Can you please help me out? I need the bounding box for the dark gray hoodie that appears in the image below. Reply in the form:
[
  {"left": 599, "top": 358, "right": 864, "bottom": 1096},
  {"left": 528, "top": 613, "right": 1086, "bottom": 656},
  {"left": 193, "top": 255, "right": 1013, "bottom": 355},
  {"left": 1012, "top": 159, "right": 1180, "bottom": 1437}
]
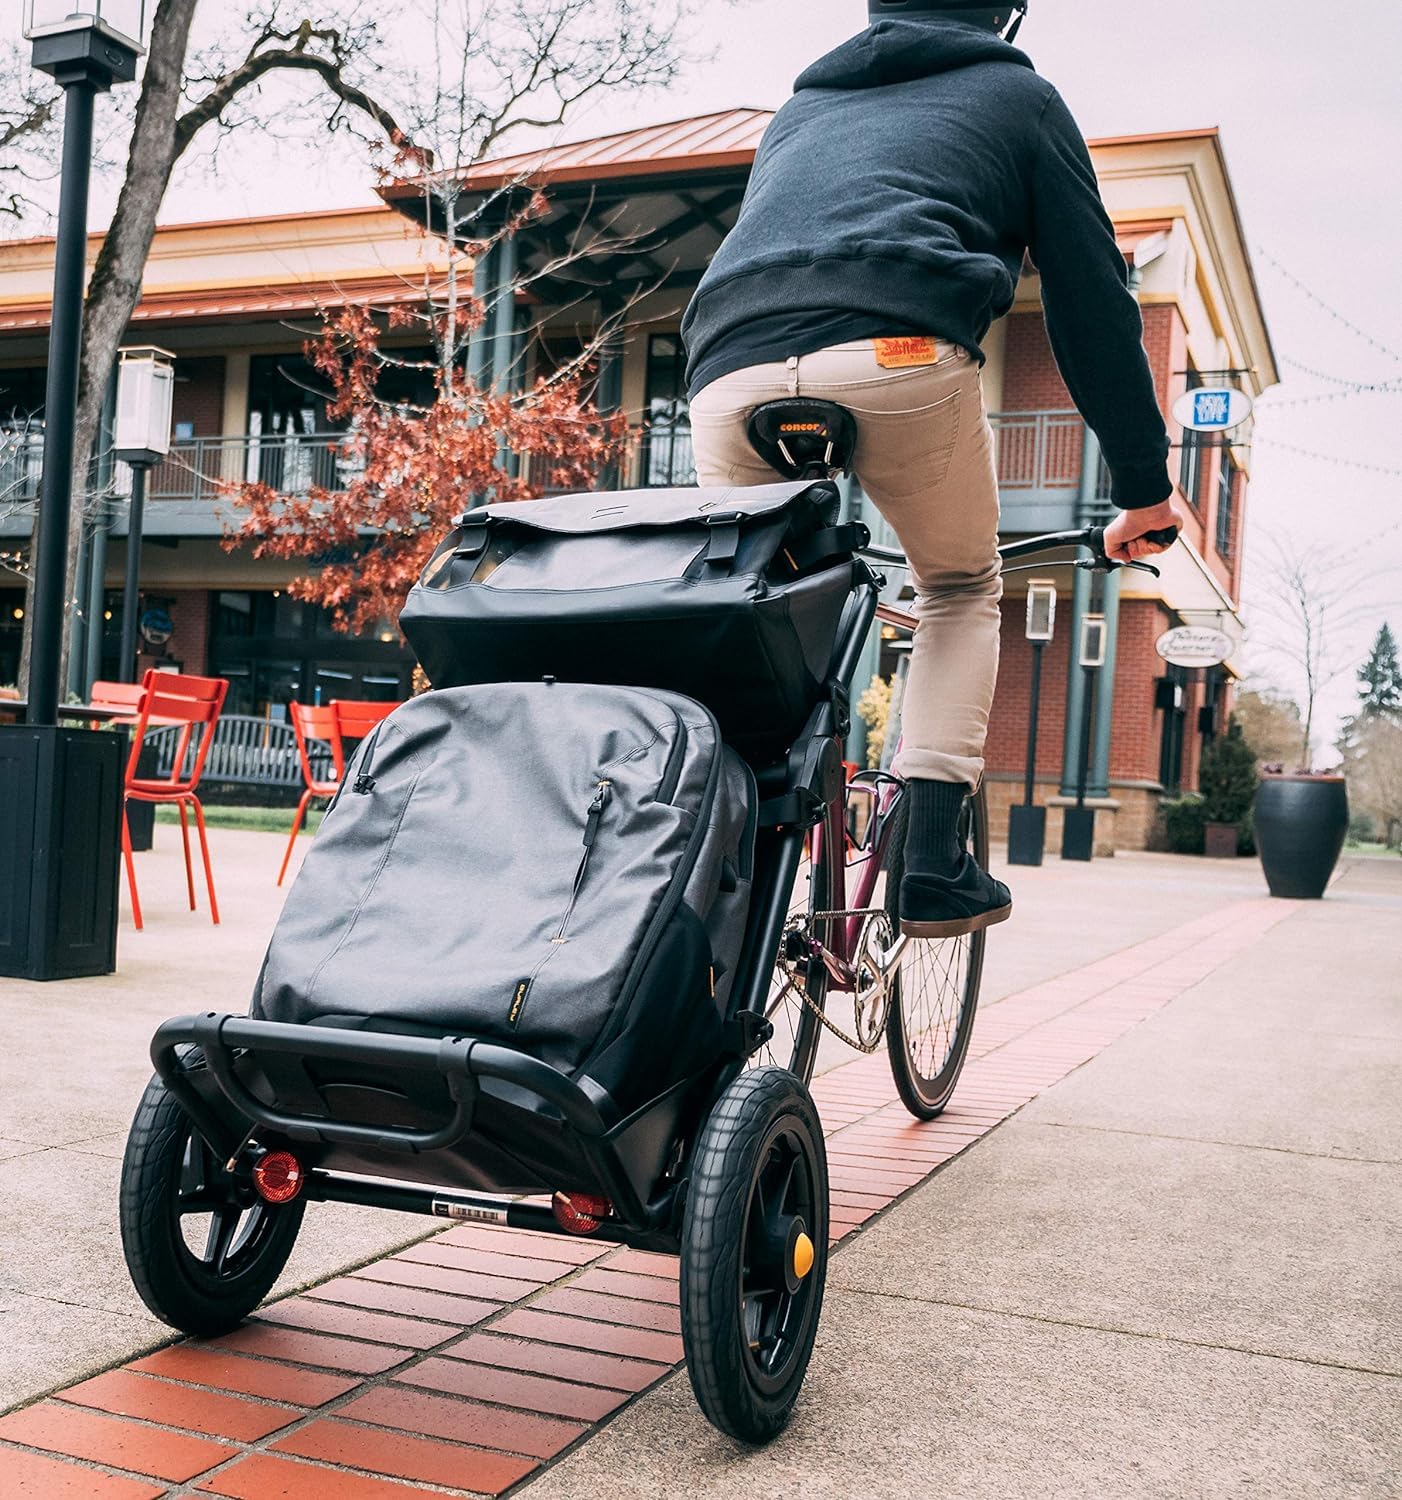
[{"left": 681, "top": 20, "right": 1172, "bottom": 508}]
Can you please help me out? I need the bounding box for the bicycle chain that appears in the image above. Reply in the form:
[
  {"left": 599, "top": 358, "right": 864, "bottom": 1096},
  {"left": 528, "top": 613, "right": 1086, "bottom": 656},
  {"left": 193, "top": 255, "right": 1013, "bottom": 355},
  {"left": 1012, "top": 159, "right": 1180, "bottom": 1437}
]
[{"left": 781, "top": 907, "right": 900, "bottom": 1054}]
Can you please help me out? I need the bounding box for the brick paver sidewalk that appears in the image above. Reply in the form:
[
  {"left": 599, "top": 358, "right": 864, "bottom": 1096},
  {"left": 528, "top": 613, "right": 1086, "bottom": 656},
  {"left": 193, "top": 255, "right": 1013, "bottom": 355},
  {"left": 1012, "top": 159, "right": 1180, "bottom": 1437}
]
[{"left": 0, "top": 896, "right": 1291, "bottom": 1498}]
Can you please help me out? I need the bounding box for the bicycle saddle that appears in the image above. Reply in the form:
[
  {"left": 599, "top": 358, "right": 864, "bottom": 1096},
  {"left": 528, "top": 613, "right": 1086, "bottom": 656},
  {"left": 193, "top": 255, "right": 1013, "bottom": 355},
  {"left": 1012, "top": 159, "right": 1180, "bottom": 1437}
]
[{"left": 747, "top": 399, "right": 858, "bottom": 480}]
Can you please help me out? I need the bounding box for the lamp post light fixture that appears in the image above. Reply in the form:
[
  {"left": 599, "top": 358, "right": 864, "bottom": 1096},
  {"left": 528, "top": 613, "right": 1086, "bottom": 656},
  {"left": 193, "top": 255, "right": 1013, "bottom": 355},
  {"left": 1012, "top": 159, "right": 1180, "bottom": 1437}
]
[
  {"left": 114, "top": 345, "right": 174, "bottom": 682},
  {"left": 1008, "top": 580, "right": 1057, "bottom": 867},
  {"left": 1062, "top": 612, "right": 1107, "bottom": 863},
  {"left": 0, "top": 4, "right": 146, "bottom": 982}
]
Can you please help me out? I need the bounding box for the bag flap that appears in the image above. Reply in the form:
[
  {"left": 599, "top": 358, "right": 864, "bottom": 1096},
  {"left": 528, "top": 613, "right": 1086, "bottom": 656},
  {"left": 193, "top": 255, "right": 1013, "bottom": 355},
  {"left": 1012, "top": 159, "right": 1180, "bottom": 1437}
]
[{"left": 454, "top": 480, "right": 837, "bottom": 538}]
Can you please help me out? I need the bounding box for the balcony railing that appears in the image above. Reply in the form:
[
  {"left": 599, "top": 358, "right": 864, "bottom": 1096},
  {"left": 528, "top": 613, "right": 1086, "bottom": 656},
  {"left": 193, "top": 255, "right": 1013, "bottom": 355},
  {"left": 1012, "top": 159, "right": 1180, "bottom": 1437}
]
[
  {"left": 0, "top": 429, "right": 361, "bottom": 508},
  {"left": 1, "top": 411, "right": 1105, "bottom": 515}
]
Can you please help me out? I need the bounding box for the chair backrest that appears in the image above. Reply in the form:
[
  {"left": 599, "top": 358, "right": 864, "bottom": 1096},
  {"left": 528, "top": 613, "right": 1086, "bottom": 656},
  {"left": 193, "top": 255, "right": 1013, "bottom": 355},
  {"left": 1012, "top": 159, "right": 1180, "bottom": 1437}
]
[
  {"left": 126, "top": 670, "right": 229, "bottom": 791},
  {"left": 289, "top": 701, "right": 346, "bottom": 788},
  {"left": 330, "top": 698, "right": 400, "bottom": 741}
]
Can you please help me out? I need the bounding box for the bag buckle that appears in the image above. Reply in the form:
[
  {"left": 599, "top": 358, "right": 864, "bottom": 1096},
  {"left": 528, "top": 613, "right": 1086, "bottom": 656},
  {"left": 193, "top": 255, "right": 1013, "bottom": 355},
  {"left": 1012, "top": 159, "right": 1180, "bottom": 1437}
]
[
  {"left": 451, "top": 510, "right": 492, "bottom": 560},
  {"left": 702, "top": 512, "right": 743, "bottom": 567}
]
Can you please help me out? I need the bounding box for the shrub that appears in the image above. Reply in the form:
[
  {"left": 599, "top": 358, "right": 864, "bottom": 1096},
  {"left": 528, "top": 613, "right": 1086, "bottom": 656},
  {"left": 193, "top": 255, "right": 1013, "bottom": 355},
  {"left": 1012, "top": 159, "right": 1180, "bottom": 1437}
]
[
  {"left": 1199, "top": 720, "right": 1260, "bottom": 826},
  {"left": 1160, "top": 795, "right": 1207, "bottom": 854}
]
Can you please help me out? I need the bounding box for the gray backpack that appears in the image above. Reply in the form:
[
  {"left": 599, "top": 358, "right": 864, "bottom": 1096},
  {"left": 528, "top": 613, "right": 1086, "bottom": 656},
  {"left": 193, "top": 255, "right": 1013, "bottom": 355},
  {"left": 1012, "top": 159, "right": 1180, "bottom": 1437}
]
[{"left": 254, "top": 681, "right": 756, "bottom": 1114}]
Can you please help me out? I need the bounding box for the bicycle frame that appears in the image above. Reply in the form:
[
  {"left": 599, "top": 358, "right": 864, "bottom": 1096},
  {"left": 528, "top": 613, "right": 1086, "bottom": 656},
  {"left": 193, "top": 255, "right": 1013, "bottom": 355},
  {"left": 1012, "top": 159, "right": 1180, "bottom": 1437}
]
[{"left": 800, "top": 523, "right": 1122, "bottom": 992}]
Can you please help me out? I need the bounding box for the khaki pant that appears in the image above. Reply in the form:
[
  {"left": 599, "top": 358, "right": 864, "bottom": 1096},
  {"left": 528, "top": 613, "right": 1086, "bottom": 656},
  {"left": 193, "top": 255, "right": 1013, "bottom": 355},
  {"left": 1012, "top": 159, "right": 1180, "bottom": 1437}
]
[{"left": 689, "top": 341, "right": 1002, "bottom": 788}]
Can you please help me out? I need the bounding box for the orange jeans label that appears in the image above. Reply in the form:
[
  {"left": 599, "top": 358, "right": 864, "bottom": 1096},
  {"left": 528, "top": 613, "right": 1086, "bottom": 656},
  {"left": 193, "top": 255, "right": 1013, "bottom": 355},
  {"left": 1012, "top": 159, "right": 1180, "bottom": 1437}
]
[{"left": 873, "top": 336, "right": 941, "bottom": 369}]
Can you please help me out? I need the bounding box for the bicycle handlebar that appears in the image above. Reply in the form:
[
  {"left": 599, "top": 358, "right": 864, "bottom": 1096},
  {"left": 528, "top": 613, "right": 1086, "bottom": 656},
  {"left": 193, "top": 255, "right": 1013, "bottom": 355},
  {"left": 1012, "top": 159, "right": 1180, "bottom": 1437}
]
[{"left": 864, "top": 523, "right": 1180, "bottom": 576}]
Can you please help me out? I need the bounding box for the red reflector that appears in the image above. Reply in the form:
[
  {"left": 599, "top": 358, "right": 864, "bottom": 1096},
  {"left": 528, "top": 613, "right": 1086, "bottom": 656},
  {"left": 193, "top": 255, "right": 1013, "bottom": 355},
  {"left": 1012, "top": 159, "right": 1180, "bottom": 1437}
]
[
  {"left": 252, "top": 1150, "right": 304, "bottom": 1204},
  {"left": 551, "top": 1191, "right": 612, "bottom": 1236}
]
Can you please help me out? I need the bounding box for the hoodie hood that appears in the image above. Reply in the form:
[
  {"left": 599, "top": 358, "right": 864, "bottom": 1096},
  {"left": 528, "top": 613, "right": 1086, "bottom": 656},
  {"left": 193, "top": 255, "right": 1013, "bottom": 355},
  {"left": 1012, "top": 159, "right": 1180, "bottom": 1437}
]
[{"left": 795, "top": 18, "right": 1034, "bottom": 92}]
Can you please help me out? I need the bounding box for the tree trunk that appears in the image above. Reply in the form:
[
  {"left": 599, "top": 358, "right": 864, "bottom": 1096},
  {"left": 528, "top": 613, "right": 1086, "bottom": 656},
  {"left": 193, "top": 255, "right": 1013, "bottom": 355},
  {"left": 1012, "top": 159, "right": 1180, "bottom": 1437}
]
[{"left": 18, "top": 0, "right": 198, "bottom": 696}]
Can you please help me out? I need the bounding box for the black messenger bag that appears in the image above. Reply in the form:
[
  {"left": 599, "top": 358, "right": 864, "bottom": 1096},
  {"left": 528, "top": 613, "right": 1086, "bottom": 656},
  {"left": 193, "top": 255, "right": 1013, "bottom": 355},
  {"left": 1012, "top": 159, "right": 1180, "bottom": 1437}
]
[{"left": 399, "top": 480, "right": 871, "bottom": 757}]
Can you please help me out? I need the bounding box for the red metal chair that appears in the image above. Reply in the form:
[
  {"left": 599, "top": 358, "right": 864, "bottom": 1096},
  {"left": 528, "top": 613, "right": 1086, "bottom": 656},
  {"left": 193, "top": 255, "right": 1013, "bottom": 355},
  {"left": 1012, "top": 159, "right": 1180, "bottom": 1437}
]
[
  {"left": 277, "top": 699, "right": 400, "bottom": 886},
  {"left": 329, "top": 698, "right": 399, "bottom": 742},
  {"left": 277, "top": 703, "right": 346, "bottom": 887},
  {"left": 89, "top": 681, "right": 148, "bottom": 723},
  {"left": 121, "top": 670, "right": 229, "bottom": 931}
]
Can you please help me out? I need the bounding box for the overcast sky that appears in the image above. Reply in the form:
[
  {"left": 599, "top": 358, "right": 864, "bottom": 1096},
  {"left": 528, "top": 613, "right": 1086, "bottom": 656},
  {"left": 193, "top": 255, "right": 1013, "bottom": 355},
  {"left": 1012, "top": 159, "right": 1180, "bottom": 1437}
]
[{"left": 36, "top": 0, "right": 1402, "bottom": 752}]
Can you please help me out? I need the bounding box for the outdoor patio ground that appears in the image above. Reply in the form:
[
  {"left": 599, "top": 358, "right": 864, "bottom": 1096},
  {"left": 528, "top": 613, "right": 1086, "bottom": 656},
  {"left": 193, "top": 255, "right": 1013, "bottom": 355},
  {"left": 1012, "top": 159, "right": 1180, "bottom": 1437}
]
[{"left": 1, "top": 828, "right": 1398, "bottom": 1495}]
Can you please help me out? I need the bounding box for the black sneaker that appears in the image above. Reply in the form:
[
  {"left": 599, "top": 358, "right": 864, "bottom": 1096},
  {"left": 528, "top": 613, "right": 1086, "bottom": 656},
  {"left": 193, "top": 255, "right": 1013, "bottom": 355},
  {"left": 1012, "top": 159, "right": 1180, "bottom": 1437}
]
[{"left": 900, "top": 851, "right": 1012, "bottom": 939}]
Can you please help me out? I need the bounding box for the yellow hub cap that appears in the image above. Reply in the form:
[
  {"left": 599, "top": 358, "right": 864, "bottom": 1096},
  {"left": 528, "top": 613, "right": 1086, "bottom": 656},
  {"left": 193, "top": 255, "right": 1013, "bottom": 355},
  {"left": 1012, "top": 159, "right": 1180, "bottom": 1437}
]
[{"left": 792, "top": 1231, "right": 815, "bottom": 1280}]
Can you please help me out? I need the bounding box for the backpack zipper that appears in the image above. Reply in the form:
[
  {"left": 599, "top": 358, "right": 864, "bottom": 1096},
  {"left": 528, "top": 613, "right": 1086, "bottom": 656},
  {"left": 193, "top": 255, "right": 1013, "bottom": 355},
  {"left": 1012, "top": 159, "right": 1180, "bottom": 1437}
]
[
  {"left": 585, "top": 700, "right": 726, "bottom": 1065},
  {"left": 553, "top": 780, "right": 612, "bottom": 942},
  {"left": 352, "top": 722, "right": 389, "bottom": 795}
]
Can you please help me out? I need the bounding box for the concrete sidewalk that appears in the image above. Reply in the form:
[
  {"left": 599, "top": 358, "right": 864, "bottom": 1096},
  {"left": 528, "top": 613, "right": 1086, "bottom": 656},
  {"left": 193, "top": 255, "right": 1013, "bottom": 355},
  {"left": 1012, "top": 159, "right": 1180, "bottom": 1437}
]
[
  {"left": 0, "top": 827, "right": 1266, "bottom": 1412},
  {"left": 1, "top": 833, "right": 1397, "bottom": 1496},
  {"left": 522, "top": 856, "right": 1402, "bottom": 1500}
]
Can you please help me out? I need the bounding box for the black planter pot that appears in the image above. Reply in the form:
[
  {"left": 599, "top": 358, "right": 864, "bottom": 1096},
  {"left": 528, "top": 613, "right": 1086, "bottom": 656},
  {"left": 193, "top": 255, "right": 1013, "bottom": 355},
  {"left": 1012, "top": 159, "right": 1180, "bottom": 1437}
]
[{"left": 1254, "top": 775, "right": 1348, "bottom": 900}]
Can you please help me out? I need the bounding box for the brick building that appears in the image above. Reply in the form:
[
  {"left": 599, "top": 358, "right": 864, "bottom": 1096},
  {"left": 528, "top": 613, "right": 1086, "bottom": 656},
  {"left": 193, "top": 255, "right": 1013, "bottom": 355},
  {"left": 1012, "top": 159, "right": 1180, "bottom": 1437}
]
[{"left": 0, "top": 111, "right": 1274, "bottom": 844}]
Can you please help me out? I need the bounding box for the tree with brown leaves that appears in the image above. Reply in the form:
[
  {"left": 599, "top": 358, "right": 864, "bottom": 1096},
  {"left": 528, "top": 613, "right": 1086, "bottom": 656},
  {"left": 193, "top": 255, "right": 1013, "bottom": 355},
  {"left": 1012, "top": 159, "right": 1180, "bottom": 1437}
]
[{"left": 224, "top": 298, "right": 628, "bottom": 634}]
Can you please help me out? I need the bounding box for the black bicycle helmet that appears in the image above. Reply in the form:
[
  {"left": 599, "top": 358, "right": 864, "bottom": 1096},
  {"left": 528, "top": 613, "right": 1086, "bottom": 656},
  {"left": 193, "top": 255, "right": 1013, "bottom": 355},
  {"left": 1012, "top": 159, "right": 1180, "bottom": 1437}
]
[{"left": 868, "top": 0, "right": 1028, "bottom": 41}]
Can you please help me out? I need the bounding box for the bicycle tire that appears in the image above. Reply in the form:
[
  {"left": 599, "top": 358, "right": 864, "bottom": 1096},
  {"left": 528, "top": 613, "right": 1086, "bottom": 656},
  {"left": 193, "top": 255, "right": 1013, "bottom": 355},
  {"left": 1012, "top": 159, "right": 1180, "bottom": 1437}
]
[
  {"left": 751, "top": 828, "right": 834, "bottom": 1087},
  {"left": 881, "top": 785, "right": 988, "bottom": 1118}
]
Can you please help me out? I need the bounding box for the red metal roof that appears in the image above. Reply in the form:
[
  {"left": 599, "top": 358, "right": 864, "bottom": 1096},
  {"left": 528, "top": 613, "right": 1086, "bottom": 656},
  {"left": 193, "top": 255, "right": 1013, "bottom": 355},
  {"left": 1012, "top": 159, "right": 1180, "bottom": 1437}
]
[
  {"left": 386, "top": 108, "right": 774, "bottom": 197},
  {"left": 386, "top": 110, "right": 1219, "bottom": 198}
]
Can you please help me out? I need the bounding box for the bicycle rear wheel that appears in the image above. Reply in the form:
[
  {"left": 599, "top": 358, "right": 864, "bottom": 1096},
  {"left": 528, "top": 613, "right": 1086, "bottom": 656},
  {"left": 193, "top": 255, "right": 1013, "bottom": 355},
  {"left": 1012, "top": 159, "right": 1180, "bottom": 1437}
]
[
  {"left": 882, "top": 785, "right": 988, "bottom": 1119},
  {"left": 752, "top": 834, "right": 833, "bottom": 1087}
]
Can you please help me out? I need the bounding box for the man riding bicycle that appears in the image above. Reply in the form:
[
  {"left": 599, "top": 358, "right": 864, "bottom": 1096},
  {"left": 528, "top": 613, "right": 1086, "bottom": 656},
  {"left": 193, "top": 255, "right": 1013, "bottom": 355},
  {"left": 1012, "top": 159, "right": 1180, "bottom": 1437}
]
[{"left": 683, "top": 0, "right": 1184, "bottom": 939}]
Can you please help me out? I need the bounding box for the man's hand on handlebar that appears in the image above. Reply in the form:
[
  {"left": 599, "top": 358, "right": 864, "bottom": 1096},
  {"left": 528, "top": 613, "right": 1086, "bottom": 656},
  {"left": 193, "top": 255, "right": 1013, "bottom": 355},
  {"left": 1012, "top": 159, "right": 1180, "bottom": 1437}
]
[{"left": 1102, "top": 499, "right": 1185, "bottom": 565}]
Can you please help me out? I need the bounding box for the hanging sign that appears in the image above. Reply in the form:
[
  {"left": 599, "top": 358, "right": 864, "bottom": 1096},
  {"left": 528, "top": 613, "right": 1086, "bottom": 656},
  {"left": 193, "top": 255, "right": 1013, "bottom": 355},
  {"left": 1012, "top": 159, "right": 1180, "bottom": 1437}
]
[
  {"left": 1155, "top": 625, "right": 1233, "bottom": 668},
  {"left": 1172, "top": 386, "right": 1254, "bottom": 433},
  {"left": 139, "top": 607, "right": 174, "bottom": 647}
]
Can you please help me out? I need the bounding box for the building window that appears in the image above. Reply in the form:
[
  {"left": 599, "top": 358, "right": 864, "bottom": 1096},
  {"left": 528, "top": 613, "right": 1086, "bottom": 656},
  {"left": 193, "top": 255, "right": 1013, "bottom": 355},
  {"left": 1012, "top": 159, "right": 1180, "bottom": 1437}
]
[
  {"left": 1177, "top": 368, "right": 1210, "bottom": 513},
  {"left": 641, "top": 334, "right": 694, "bottom": 487},
  {"left": 1215, "top": 451, "right": 1237, "bottom": 558},
  {"left": 1157, "top": 664, "right": 1190, "bottom": 793},
  {"left": 208, "top": 589, "right": 413, "bottom": 718}
]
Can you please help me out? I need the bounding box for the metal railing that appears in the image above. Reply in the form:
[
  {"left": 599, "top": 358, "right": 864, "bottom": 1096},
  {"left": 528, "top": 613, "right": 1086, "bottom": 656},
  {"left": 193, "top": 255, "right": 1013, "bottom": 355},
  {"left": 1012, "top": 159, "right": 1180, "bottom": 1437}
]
[
  {"left": 0, "top": 430, "right": 362, "bottom": 507},
  {"left": 2, "top": 411, "right": 1106, "bottom": 508},
  {"left": 146, "top": 714, "right": 333, "bottom": 789}
]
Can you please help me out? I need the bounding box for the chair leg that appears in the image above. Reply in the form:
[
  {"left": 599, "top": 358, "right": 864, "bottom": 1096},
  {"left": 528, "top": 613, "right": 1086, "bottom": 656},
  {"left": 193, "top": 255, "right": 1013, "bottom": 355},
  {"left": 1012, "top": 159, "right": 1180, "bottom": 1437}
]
[
  {"left": 177, "top": 800, "right": 196, "bottom": 911},
  {"left": 121, "top": 805, "right": 143, "bottom": 932},
  {"left": 278, "top": 789, "right": 314, "bottom": 886},
  {"left": 191, "top": 796, "right": 220, "bottom": 926}
]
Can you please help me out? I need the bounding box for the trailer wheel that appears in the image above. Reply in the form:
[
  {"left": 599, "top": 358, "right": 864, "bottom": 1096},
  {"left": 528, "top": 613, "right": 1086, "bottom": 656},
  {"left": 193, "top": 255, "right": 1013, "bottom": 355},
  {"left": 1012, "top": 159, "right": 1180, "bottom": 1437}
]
[
  {"left": 680, "top": 1066, "right": 828, "bottom": 1444},
  {"left": 120, "top": 1063, "right": 304, "bottom": 1336}
]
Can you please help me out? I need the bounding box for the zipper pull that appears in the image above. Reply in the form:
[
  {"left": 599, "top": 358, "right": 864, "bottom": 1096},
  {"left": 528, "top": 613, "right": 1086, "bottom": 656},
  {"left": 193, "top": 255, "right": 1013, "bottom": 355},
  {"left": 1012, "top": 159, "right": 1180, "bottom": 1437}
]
[
  {"left": 352, "top": 724, "right": 386, "bottom": 794},
  {"left": 582, "top": 780, "right": 612, "bottom": 848},
  {"left": 555, "top": 782, "right": 613, "bottom": 942}
]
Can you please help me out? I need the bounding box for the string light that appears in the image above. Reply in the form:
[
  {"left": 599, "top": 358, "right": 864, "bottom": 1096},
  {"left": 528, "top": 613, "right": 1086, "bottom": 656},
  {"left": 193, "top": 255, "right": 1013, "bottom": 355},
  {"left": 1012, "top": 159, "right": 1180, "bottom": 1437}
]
[
  {"left": 1259, "top": 376, "right": 1402, "bottom": 408},
  {"left": 1257, "top": 247, "right": 1402, "bottom": 367},
  {"left": 1279, "top": 354, "right": 1396, "bottom": 387},
  {"left": 1255, "top": 435, "right": 1402, "bottom": 479}
]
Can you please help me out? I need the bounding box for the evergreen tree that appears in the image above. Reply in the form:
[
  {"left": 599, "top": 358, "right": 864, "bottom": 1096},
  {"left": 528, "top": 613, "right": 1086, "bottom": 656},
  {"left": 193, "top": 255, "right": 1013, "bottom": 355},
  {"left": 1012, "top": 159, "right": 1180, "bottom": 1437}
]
[
  {"left": 1356, "top": 624, "right": 1402, "bottom": 719},
  {"left": 1338, "top": 623, "right": 1401, "bottom": 762}
]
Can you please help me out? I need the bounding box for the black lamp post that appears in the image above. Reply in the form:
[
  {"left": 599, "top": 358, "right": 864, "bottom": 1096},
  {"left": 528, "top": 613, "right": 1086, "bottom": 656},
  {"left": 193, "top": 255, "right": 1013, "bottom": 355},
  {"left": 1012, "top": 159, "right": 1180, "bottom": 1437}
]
[
  {"left": 1062, "top": 612, "right": 1106, "bottom": 862},
  {"left": 114, "top": 345, "right": 175, "bottom": 681},
  {"left": 0, "top": 4, "right": 145, "bottom": 981},
  {"left": 1008, "top": 579, "right": 1056, "bottom": 866}
]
